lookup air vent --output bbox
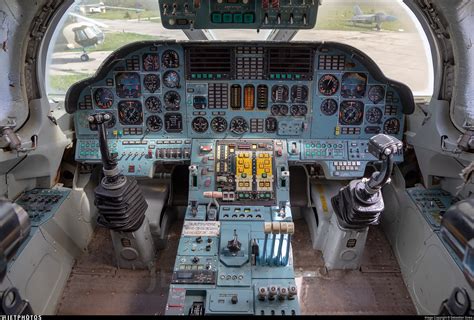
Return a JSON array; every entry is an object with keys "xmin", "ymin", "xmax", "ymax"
[
  {"xmin": 267, "ymin": 47, "xmax": 313, "ymax": 80},
  {"xmin": 186, "ymin": 47, "xmax": 232, "ymax": 80}
]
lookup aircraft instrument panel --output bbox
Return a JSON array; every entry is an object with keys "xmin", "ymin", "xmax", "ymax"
[
  {"xmin": 66, "ymin": 40, "xmax": 414, "ymax": 315},
  {"xmin": 67, "ymin": 41, "xmax": 413, "ymax": 180}
]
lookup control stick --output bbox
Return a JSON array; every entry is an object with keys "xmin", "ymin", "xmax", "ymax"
[
  {"xmin": 331, "ymin": 134, "xmax": 403, "ymax": 229},
  {"xmin": 88, "ymin": 113, "xmax": 148, "ymax": 232}
]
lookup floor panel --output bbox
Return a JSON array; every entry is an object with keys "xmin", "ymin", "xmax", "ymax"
[{"xmin": 57, "ymin": 218, "xmax": 416, "ymax": 315}]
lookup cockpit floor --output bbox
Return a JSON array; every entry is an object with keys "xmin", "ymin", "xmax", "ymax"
[{"xmin": 57, "ymin": 218, "xmax": 416, "ymax": 315}]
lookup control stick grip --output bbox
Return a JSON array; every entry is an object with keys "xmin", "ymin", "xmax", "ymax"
[{"xmin": 88, "ymin": 113, "xmax": 116, "ymax": 171}]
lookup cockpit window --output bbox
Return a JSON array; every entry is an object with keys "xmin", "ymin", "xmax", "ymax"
[
  {"xmin": 294, "ymin": 0, "xmax": 433, "ymax": 97},
  {"xmin": 46, "ymin": 0, "xmax": 187, "ymax": 98}
]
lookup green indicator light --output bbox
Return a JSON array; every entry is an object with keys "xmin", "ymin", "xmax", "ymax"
[
  {"xmin": 306, "ymin": 144, "xmax": 310, "ymax": 148},
  {"xmin": 233, "ymin": 13, "xmax": 243, "ymax": 23},
  {"xmin": 276, "ymin": 74, "xmax": 281, "ymax": 79},
  {"xmin": 288, "ymin": 74, "xmax": 292, "ymax": 79},
  {"xmin": 306, "ymin": 151, "xmax": 310, "ymax": 156},
  {"xmin": 223, "ymin": 13, "xmax": 233, "ymax": 23},
  {"xmin": 191, "ymin": 74, "xmax": 196, "ymax": 79},
  {"xmin": 216, "ymin": 74, "xmax": 222, "ymax": 79},
  {"xmin": 197, "ymin": 74, "xmax": 202, "ymax": 79},
  {"xmin": 212, "ymin": 13, "xmax": 222, "ymax": 23},
  {"xmin": 244, "ymin": 13, "xmax": 255, "ymax": 23},
  {"xmin": 282, "ymin": 74, "xmax": 287, "ymax": 79},
  {"xmin": 208, "ymin": 74, "xmax": 212, "ymax": 79},
  {"xmin": 295, "ymin": 74, "xmax": 301, "ymax": 79},
  {"xmin": 270, "ymin": 74, "xmax": 275, "ymax": 79}
]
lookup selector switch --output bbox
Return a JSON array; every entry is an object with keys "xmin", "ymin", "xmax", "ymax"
[
  {"xmin": 288, "ymin": 286, "xmax": 298, "ymax": 300},
  {"xmin": 258, "ymin": 287, "xmax": 268, "ymax": 301},
  {"xmin": 268, "ymin": 285, "xmax": 278, "ymax": 300}
]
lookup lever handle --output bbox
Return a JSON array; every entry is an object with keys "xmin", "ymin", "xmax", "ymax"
[{"xmin": 88, "ymin": 113, "xmax": 116, "ymax": 171}]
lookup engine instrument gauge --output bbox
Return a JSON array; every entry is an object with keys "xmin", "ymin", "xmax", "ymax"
[
  {"xmin": 230, "ymin": 117, "xmax": 249, "ymax": 135},
  {"xmin": 142, "ymin": 53, "xmax": 159, "ymax": 71},
  {"xmin": 164, "ymin": 91, "xmax": 181, "ymax": 110},
  {"xmin": 191, "ymin": 117, "xmax": 209, "ymax": 133},
  {"xmin": 368, "ymin": 85, "xmax": 385, "ymax": 104},
  {"xmin": 290, "ymin": 105, "xmax": 308, "ymax": 116},
  {"xmin": 118, "ymin": 100, "xmax": 143, "ymax": 125},
  {"xmin": 341, "ymin": 72, "xmax": 367, "ymax": 99},
  {"xmin": 271, "ymin": 104, "xmax": 288, "ymax": 116},
  {"xmin": 163, "ymin": 70, "xmax": 180, "ymax": 88},
  {"xmin": 291, "ymin": 85, "xmax": 308, "ymax": 103},
  {"xmin": 146, "ymin": 115, "xmax": 163, "ymax": 132},
  {"xmin": 271, "ymin": 85, "xmax": 289, "ymax": 102},
  {"xmin": 318, "ymin": 74, "xmax": 339, "ymax": 96},
  {"xmin": 93, "ymin": 88, "xmax": 114, "ymax": 109},
  {"xmin": 265, "ymin": 117, "xmax": 278, "ymax": 133},
  {"xmin": 162, "ymin": 50, "xmax": 179, "ymax": 68},
  {"xmin": 143, "ymin": 74, "xmax": 160, "ymax": 93},
  {"xmin": 210, "ymin": 117, "xmax": 227, "ymax": 133},
  {"xmin": 115, "ymin": 72, "xmax": 141, "ymax": 98},
  {"xmin": 339, "ymin": 101, "xmax": 364, "ymax": 125},
  {"xmin": 384, "ymin": 117, "xmax": 400, "ymax": 134},
  {"xmin": 145, "ymin": 96, "xmax": 162, "ymax": 113},
  {"xmin": 320, "ymin": 99, "xmax": 338, "ymax": 116},
  {"xmin": 366, "ymin": 106, "xmax": 383, "ymax": 124}
]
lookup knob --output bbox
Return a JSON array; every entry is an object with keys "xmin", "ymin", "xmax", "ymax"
[
  {"xmin": 268, "ymin": 285, "xmax": 278, "ymax": 300},
  {"xmin": 192, "ymin": 256, "xmax": 199, "ymax": 264},
  {"xmin": 231, "ymin": 295, "xmax": 238, "ymax": 304},
  {"xmin": 196, "ymin": 236, "xmax": 203, "ymax": 243},
  {"xmin": 258, "ymin": 287, "xmax": 268, "ymax": 301},
  {"xmin": 288, "ymin": 286, "xmax": 298, "ymax": 300},
  {"xmin": 278, "ymin": 287, "xmax": 288, "ymax": 300}
]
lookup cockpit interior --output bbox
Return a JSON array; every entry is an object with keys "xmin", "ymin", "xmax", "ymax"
[{"xmin": 0, "ymin": 0, "xmax": 472, "ymax": 316}]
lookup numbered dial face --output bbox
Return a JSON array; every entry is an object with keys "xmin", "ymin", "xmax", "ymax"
[
  {"xmin": 339, "ymin": 101, "xmax": 364, "ymax": 125},
  {"xmin": 191, "ymin": 116, "xmax": 209, "ymax": 133},
  {"xmin": 384, "ymin": 117, "xmax": 400, "ymax": 134},
  {"xmin": 271, "ymin": 104, "xmax": 288, "ymax": 116},
  {"xmin": 146, "ymin": 115, "xmax": 163, "ymax": 132},
  {"xmin": 118, "ymin": 101, "xmax": 143, "ymax": 125},
  {"xmin": 162, "ymin": 50, "xmax": 179, "ymax": 68},
  {"xmin": 366, "ymin": 106, "xmax": 383, "ymax": 124},
  {"xmin": 145, "ymin": 96, "xmax": 162, "ymax": 113},
  {"xmin": 163, "ymin": 70, "xmax": 180, "ymax": 88},
  {"xmin": 271, "ymin": 85, "xmax": 289, "ymax": 102},
  {"xmin": 290, "ymin": 104, "xmax": 308, "ymax": 116},
  {"xmin": 291, "ymin": 85, "xmax": 309, "ymax": 103},
  {"xmin": 142, "ymin": 53, "xmax": 159, "ymax": 71},
  {"xmin": 163, "ymin": 91, "xmax": 180, "ymax": 110},
  {"xmin": 318, "ymin": 74, "xmax": 339, "ymax": 96},
  {"xmin": 88, "ymin": 112, "xmax": 116, "ymax": 131},
  {"xmin": 93, "ymin": 88, "xmax": 114, "ymax": 109},
  {"xmin": 320, "ymin": 99, "xmax": 338, "ymax": 116},
  {"xmin": 143, "ymin": 74, "xmax": 160, "ymax": 93},
  {"xmin": 210, "ymin": 117, "xmax": 227, "ymax": 133},
  {"xmin": 368, "ymin": 85, "xmax": 386, "ymax": 104},
  {"xmin": 230, "ymin": 117, "xmax": 249, "ymax": 135}
]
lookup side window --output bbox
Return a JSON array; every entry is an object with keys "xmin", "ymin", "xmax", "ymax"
[
  {"xmin": 294, "ymin": 0, "xmax": 433, "ymax": 97},
  {"xmin": 46, "ymin": 0, "xmax": 187, "ymax": 100}
]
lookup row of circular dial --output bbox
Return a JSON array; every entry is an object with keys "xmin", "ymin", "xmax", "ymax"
[{"xmin": 318, "ymin": 73, "xmax": 386, "ymax": 104}]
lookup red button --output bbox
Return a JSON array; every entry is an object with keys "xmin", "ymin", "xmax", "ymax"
[{"xmin": 128, "ymin": 165, "xmax": 135, "ymax": 173}]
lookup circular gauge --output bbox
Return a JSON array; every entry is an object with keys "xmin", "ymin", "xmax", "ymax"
[
  {"xmin": 291, "ymin": 85, "xmax": 309, "ymax": 103},
  {"xmin": 211, "ymin": 117, "xmax": 227, "ymax": 133},
  {"xmin": 89, "ymin": 112, "xmax": 116, "ymax": 131},
  {"xmin": 146, "ymin": 115, "xmax": 163, "ymax": 132},
  {"xmin": 339, "ymin": 101, "xmax": 364, "ymax": 125},
  {"xmin": 368, "ymin": 85, "xmax": 386, "ymax": 104},
  {"xmin": 191, "ymin": 117, "xmax": 209, "ymax": 133},
  {"xmin": 118, "ymin": 101, "xmax": 143, "ymax": 125},
  {"xmin": 162, "ymin": 50, "xmax": 179, "ymax": 68},
  {"xmin": 384, "ymin": 117, "xmax": 400, "ymax": 134},
  {"xmin": 366, "ymin": 106, "xmax": 383, "ymax": 124},
  {"xmin": 341, "ymin": 72, "xmax": 367, "ymax": 99},
  {"xmin": 271, "ymin": 85, "xmax": 289, "ymax": 102},
  {"xmin": 164, "ymin": 91, "xmax": 181, "ymax": 110},
  {"xmin": 163, "ymin": 70, "xmax": 180, "ymax": 88},
  {"xmin": 145, "ymin": 96, "xmax": 162, "ymax": 113},
  {"xmin": 93, "ymin": 88, "xmax": 114, "ymax": 109},
  {"xmin": 321, "ymin": 99, "xmax": 338, "ymax": 116},
  {"xmin": 143, "ymin": 74, "xmax": 160, "ymax": 93},
  {"xmin": 279, "ymin": 104, "xmax": 289, "ymax": 115},
  {"xmin": 290, "ymin": 105, "xmax": 308, "ymax": 116},
  {"xmin": 265, "ymin": 117, "xmax": 278, "ymax": 133},
  {"xmin": 271, "ymin": 105, "xmax": 280, "ymax": 116},
  {"xmin": 230, "ymin": 117, "xmax": 249, "ymax": 135},
  {"xmin": 318, "ymin": 74, "xmax": 339, "ymax": 96},
  {"xmin": 142, "ymin": 53, "xmax": 159, "ymax": 71}
]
